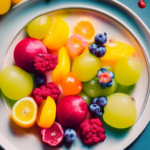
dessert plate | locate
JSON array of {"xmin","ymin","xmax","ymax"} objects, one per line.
[{"xmin": 0, "ymin": 0, "xmax": 150, "ymax": 150}]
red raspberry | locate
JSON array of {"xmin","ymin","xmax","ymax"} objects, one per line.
[
  {"xmin": 80, "ymin": 118, "xmax": 106, "ymax": 145},
  {"xmin": 34, "ymin": 54, "xmax": 58, "ymax": 72},
  {"xmin": 32, "ymin": 82, "xmax": 61, "ymax": 106}
]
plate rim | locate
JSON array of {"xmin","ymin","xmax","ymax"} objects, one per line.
[{"xmin": 0, "ymin": 0, "xmax": 150, "ymax": 150}]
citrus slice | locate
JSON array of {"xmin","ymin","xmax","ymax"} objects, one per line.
[
  {"xmin": 41, "ymin": 122, "xmax": 64, "ymax": 146},
  {"xmin": 12, "ymin": 97, "xmax": 37, "ymax": 128},
  {"xmin": 101, "ymin": 41, "xmax": 135, "ymax": 62},
  {"xmin": 73, "ymin": 17, "xmax": 97, "ymax": 43}
]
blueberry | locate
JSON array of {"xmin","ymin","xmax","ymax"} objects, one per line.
[
  {"xmin": 89, "ymin": 104, "xmax": 101, "ymax": 114},
  {"xmin": 65, "ymin": 129, "xmax": 76, "ymax": 142},
  {"xmin": 106, "ymin": 81, "xmax": 113, "ymax": 87},
  {"xmin": 101, "ymin": 83, "xmax": 107, "ymax": 89},
  {"xmin": 89, "ymin": 43, "xmax": 97, "ymax": 55},
  {"xmin": 94, "ymin": 111, "xmax": 103, "ymax": 118},
  {"xmin": 95, "ymin": 46, "xmax": 106, "ymax": 58},
  {"xmin": 94, "ymin": 33, "xmax": 107, "ymax": 45},
  {"xmin": 93, "ymin": 98, "xmax": 98, "ymax": 104},
  {"xmin": 97, "ymin": 96, "xmax": 107, "ymax": 107},
  {"xmin": 35, "ymin": 73, "xmax": 47, "ymax": 87},
  {"xmin": 100, "ymin": 68, "xmax": 107, "ymax": 73}
]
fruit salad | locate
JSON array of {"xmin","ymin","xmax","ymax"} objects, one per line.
[{"xmin": 0, "ymin": 14, "xmax": 142, "ymax": 147}]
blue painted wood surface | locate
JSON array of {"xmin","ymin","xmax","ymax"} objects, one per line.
[{"xmin": 118, "ymin": 0, "xmax": 150, "ymax": 149}]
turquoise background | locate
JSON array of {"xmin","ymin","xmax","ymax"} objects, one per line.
[{"xmin": 119, "ymin": 1, "xmax": 150, "ymax": 150}]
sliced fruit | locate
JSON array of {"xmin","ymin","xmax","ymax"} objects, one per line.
[
  {"xmin": 12, "ymin": 97, "xmax": 37, "ymax": 128},
  {"xmin": 36, "ymin": 96, "xmax": 56, "ymax": 128},
  {"xmin": 43, "ymin": 16, "xmax": 70, "ymax": 50},
  {"xmin": 52, "ymin": 47, "xmax": 70, "ymax": 85},
  {"xmin": 101, "ymin": 41, "xmax": 135, "ymax": 62},
  {"xmin": 73, "ymin": 17, "xmax": 97, "ymax": 43},
  {"xmin": 41, "ymin": 122, "xmax": 64, "ymax": 146},
  {"xmin": 65, "ymin": 34, "xmax": 88, "ymax": 58}
]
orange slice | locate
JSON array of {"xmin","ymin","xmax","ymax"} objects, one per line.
[
  {"xmin": 73, "ymin": 17, "xmax": 97, "ymax": 43},
  {"xmin": 12, "ymin": 97, "xmax": 37, "ymax": 128}
]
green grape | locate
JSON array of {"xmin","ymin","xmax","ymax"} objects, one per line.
[
  {"xmin": 72, "ymin": 51, "xmax": 101, "ymax": 82},
  {"xmin": 83, "ymin": 76, "xmax": 117, "ymax": 98},
  {"xmin": 0, "ymin": 66, "xmax": 33, "ymax": 100},
  {"xmin": 78, "ymin": 91, "xmax": 92, "ymax": 106},
  {"xmin": 114, "ymin": 56, "xmax": 142, "ymax": 86},
  {"xmin": 103, "ymin": 93, "xmax": 137, "ymax": 129},
  {"xmin": 27, "ymin": 16, "xmax": 52, "ymax": 40},
  {"xmin": 102, "ymin": 65, "xmax": 113, "ymax": 72}
]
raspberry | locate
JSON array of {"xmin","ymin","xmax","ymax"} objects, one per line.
[
  {"xmin": 32, "ymin": 82, "xmax": 61, "ymax": 106},
  {"xmin": 80, "ymin": 118, "xmax": 106, "ymax": 145},
  {"xmin": 34, "ymin": 54, "xmax": 58, "ymax": 72}
]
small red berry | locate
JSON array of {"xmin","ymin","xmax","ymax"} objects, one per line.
[
  {"xmin": 138, "ymin": 0, "xmax": 146, "ymax": 9},
  {"xmin": 32, "ymin": 82, "xmax": 61, "ymax": 106},
  {"xmin": 80, "ymin": 118, "xmax": 106, "ymax": 145},
  {"xmin": 34, "ymin": 54, "xmax": 58, "ymax": 72}
]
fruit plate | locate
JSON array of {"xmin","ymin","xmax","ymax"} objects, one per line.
[{"xmin": 0, "ymin": 0, "xmax": 150, "ymax": 150}]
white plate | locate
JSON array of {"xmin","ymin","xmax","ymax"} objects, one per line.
[{"xmin": 0, "ymin": 0, "xmax": 150, "ymax": 150}]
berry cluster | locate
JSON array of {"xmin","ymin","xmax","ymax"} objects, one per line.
[
  {"xmin": 80, "ymin": 118, "xmax": 106, "ymax": 145},
  {"xmin": 34, "ymin": 54, "xmax": 58, "ymax": 72},
  {"xmin": 32, "ymin": 82, "xmax": 61, "ymax": 106},
  {"xmin": 97, "ymin": 68, "xmax": 114, "ymax": 89},
  {"xmin": 89, "ymin": 96, "xmax": 107, "ymax": 118},
  {"xmin": 89, "ymin": 33, "xmax": 107, "ymax": 58}
]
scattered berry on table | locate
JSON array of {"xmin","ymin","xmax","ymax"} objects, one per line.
[
  {"xmin": 97, "ymin": 68, "xmax": 114, "ymax": 89},
  {"xmin": 80, "ymin": 118, "xmax": 106, "ymax": 145},
  {"xmin": 65, "ymin": 129, "xmax": 76, "ymax": 142},
  {"xmin": 89, "ymin": 104, "xmax": 103, "ymax": 118},
  {"xmin": 34, "ymin": 54, "xmax": 58, "ymax": 72},
  {"xmin": 93, "ymin": 96, "xmax": 107, "ymax": 107},
  {"xmin": 138, "ymin": 0, "xmax": 146, "ymax": 9},
  {"xmin": 94, "ymin": 33, "xmax": 107, "ymax": 45},
  {"xmin": 32, "ymin": 82, "xmax": 61, "ymax": 106},
  {"xmin": 35, "ymin": 73, "xmax": 47, "ymax": 87}
]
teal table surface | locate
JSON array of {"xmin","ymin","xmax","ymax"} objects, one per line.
[{"xmin": 119, "ymin": 1, "xmax": 150, "ymax": 150}]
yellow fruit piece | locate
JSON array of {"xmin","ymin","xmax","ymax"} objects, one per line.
[
  {"xmin": 101, "ymin": 41, "xmax": 135, "ymax": 62},
  {"xmin": 36, "ymin": 96, "xmax": 56, "ymax": 128},
  {"xmin": 52, "ymin": 47, "xmax": 70, "ymax": 85},
  {"xmin": 43, "ymin": 16, "xmax": 70, "ymax": 50},
  {"xmin": 12, "ymin": 97, "xmax": 37, "ymax": 128},
  {"xmin": 73, "ymin": 17, "xmax": 97, "ymax": 43},
  {"xmin": 0, "ymin": 0, "xmax": 11, "ymax": 15},
  {"xmin": 11, "ymin": 0, "xmax": 23, "ymax": 5}
]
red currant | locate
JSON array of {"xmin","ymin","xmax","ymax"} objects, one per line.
[{"xmin": 138, "ymin": 0, "xmax": 146, "ymax": 9}]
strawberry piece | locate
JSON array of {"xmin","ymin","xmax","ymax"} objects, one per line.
[{"xmin": 80, "ymin": 118, "xmax": 106, "ymax": 145}]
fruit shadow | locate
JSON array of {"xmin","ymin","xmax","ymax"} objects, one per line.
[
  {"xmin": 115, "ymin": 84, "xmax": 135, "ymax": 95},
  {"xmin": 101, "ymin": 117, "xmax": 130, "ymax": 140}
]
